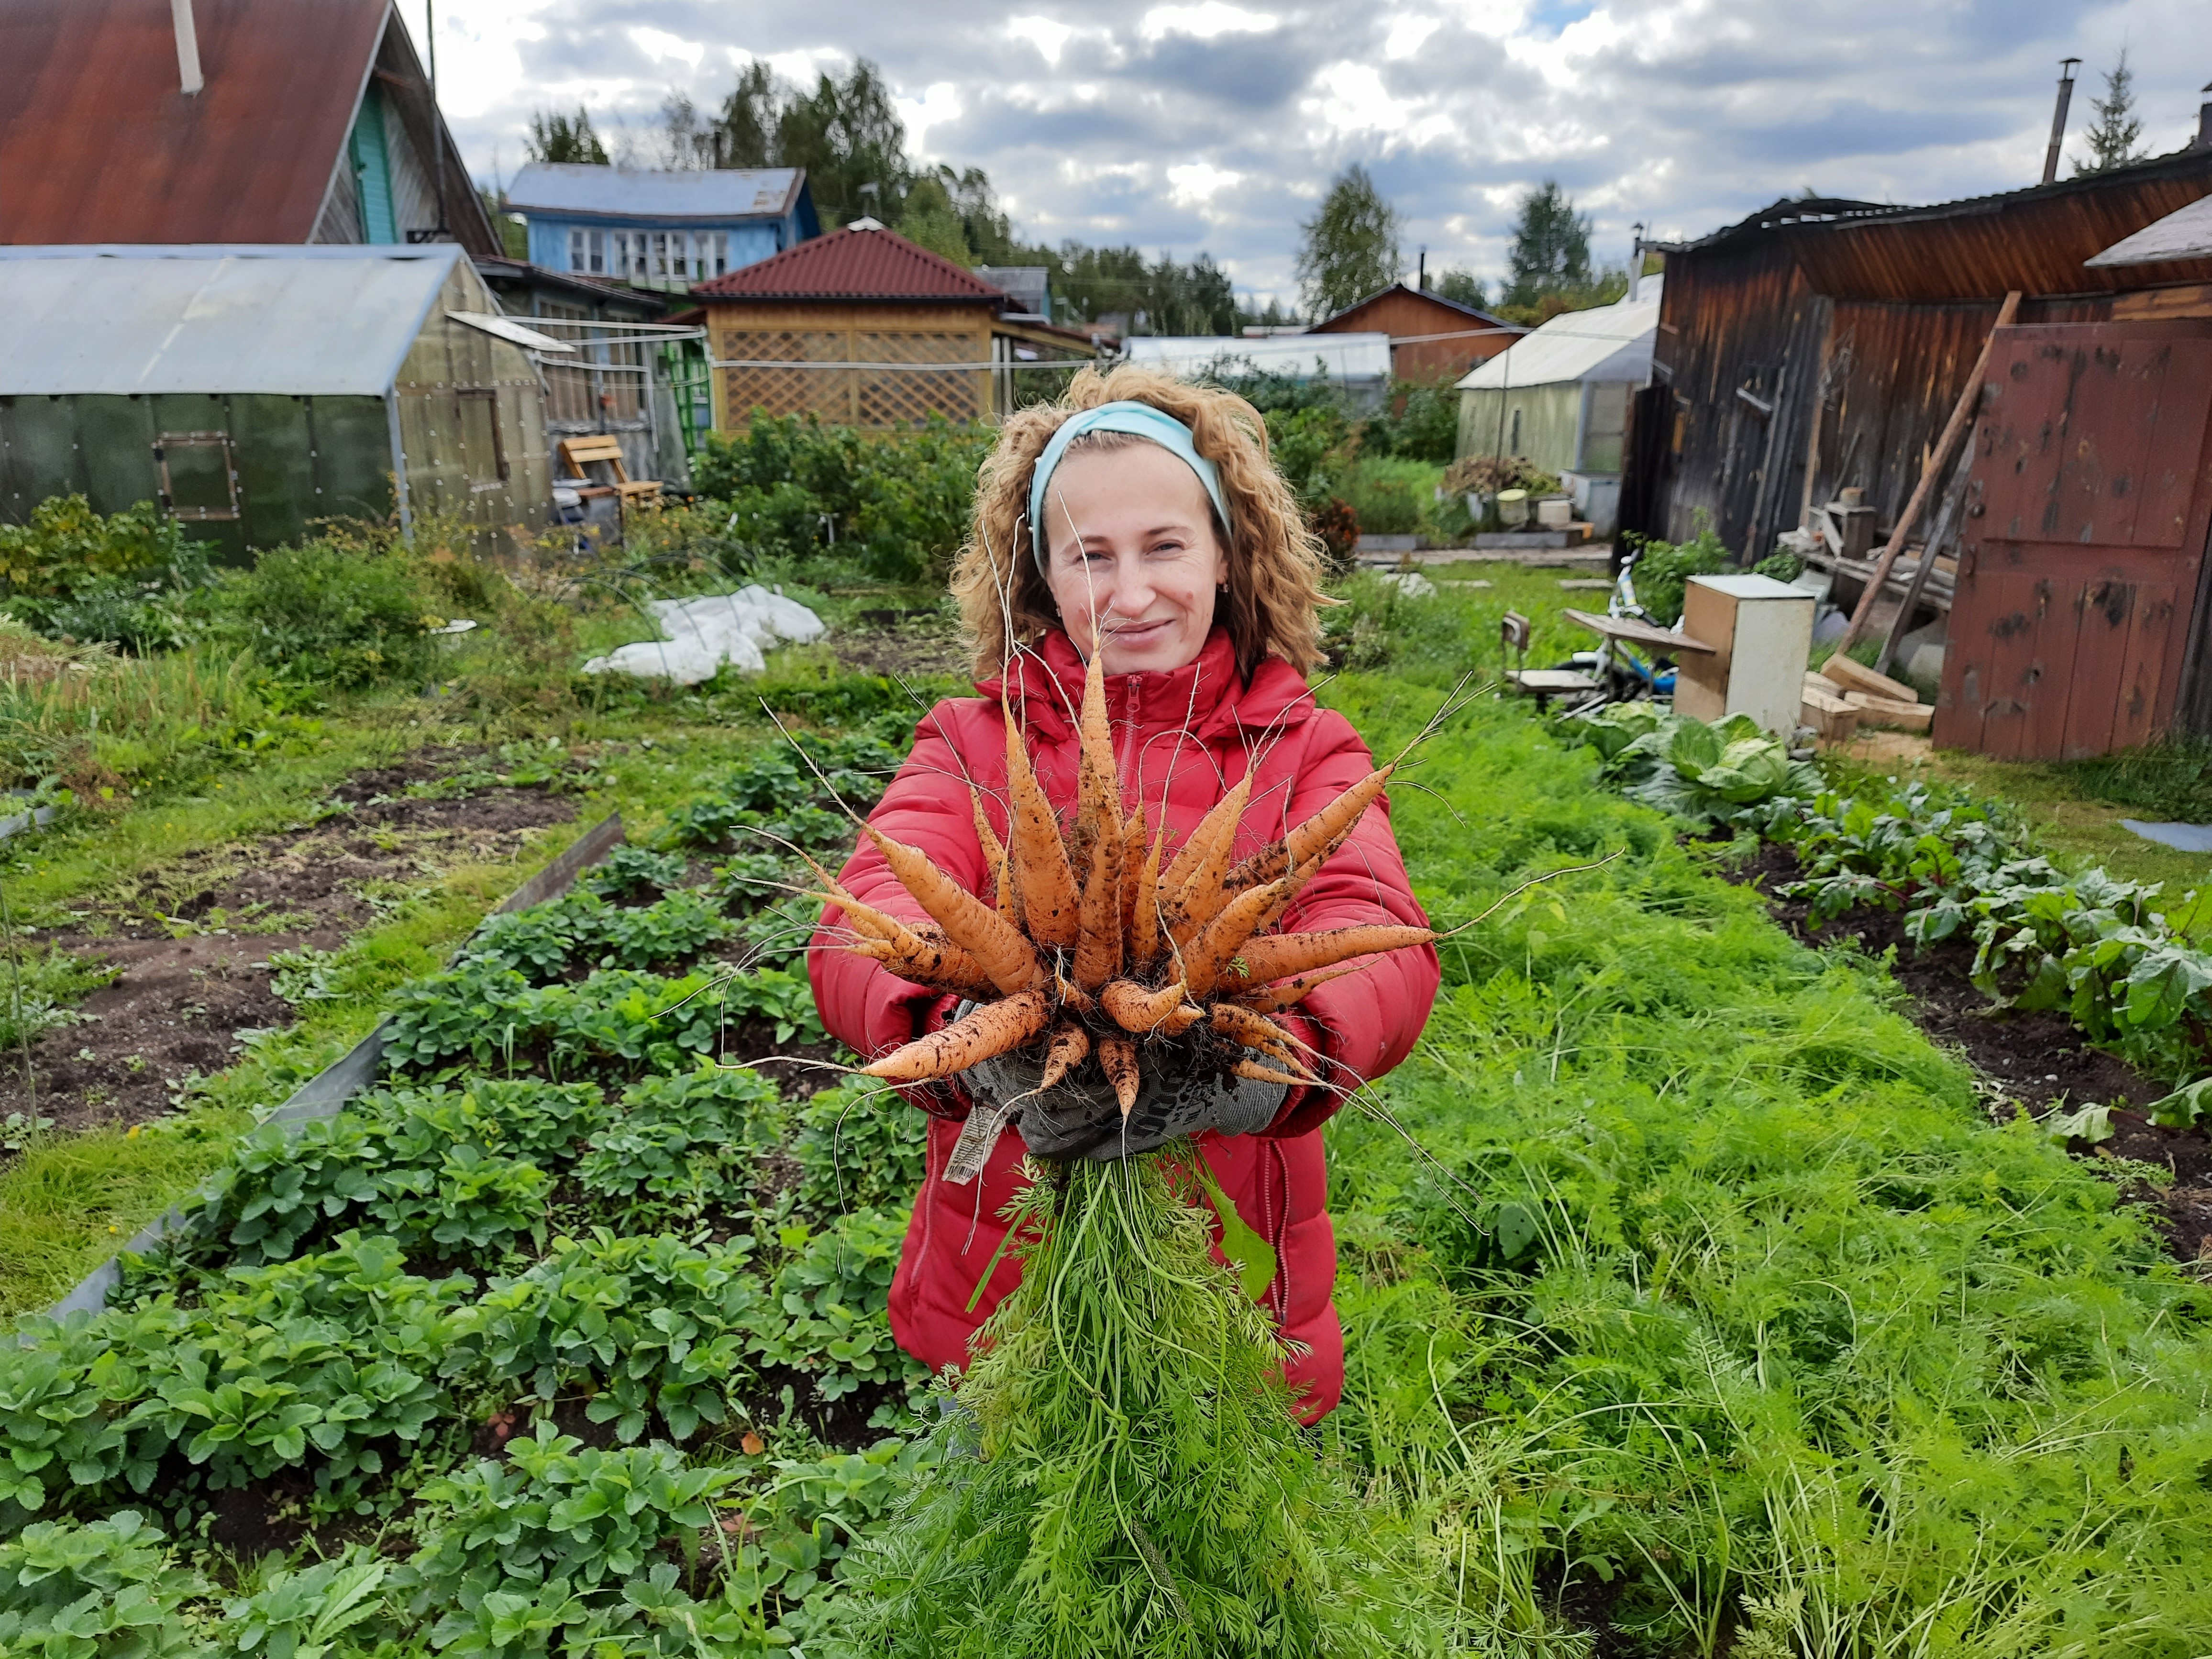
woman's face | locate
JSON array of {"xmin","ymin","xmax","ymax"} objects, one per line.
[{"xmin": 1040, "ymin": 442, "xmax": 1229, "ymax": 675}]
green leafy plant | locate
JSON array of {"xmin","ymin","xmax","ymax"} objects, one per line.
[
  {"xmin": 0, "ymin": 1510, "xmax": 206, "ymax": 1659},
  {"xmin": 453, "ymin": 1231, "xmax": 768, "ymax": 1443}
]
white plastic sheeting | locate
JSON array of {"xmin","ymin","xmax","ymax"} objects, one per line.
[{"xmin": 582, "ymin": 587, "xmax": 826, "ymax": 684}]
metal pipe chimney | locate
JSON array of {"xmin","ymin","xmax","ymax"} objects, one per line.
[
  {"xmin": 2197, "ymin": 80, "xmax": 2212, "ymax": 151},
  {"xmin": 2042, "ymin": 57, "xmax": 2080, "ymax": 184},
  {"xmin": 172, "ymin": 0, "xmax": 203, "ymax": 95}
]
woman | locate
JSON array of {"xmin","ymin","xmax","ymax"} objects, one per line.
[{"xmin": 808, "ymin": 365, "xmax": 1438, "ymax": 1420}]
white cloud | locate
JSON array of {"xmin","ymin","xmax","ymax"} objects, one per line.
[
  {"xmin": 899, "ymin": 82, "xmax": 966, "ymax": 156},
  {"xmin": 628, "ymin": 24, "xmax": 703, "ymax": 70},
  {"xmin": 1303, "ymin": 62, "xmax": 1412, "ymax": 134},
  {"xmin": 1382, "ymin": 15, "xmax": 1440, "ymax": 58},
  {"xmin": 426, "ymin": 0, "xmax": 2200, "ymax": 300},
  {"xmin": 1139, "ymin": 2, "xmax": 1278, "ymax": 42},
  {"xmin": 1168, "ymin": 160, "xmax": 1246, "ymax": 204},
  {"xmin": 1007, "ymin": 14, "xmax": 1075, "ymax": 65}
]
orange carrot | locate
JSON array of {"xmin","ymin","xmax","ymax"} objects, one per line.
[
  {"xmin": 860, "ymin": 990, "xmax": 1053, "ymax": 1081},
  {"xmin": 1097, "ymin": 1032, "xmax": 1139, "ymax": 1115},
  {"xmin": 971, "ymin": 787, "xmax": 1018, "ymax": 927},
  {"xmin": 864, "ymin": 825, "xmax": 1043, "ymax": 995},
  {"xmin": 1127, "ymin": 818, "xmax": 1167, "ymax": 974},
  {"xmin": 1116, "ymin": 807, "xmax": 1147, "ymax": 946},
  {"xmin": 1071, "ymin": 654, "xmax": 1125, "ymax": 991},
  {"xmin": 1003, "ymin": 713, "xmax": 1078, "ymax": 949},
  {"xmin": 847, "ymin": 937, "xmax": 997, "ymax": 1000},
  {"xmin": 1100, "ymin": 976, "xmax": 1189, "ymax": 1034},
  {"xmin": 1161, "ymin": 769, "xmax": 1251, "ymax": 895},
  {"xmin": 1072, "ymin": 809, "xmax": 1124, "ymax": 991},
  {"xmin": 1230, "ymin": 963, "xmax": 1366, "ymax": 1014},
  {"xmin": 1207, "ymin": 1001, "xmax": 1303, "ymax": 1053},
  {"xmin": 1219, "ymin": 923, "xmax": 1437, "ymax": 988},
  {"xmin": 1231, "ymin": 1057, "xmax": 1312, "ymax": 1089},
  {"xmin": 1070, "ymin": 643, "xmax": 1118, "ymax": 869},
  {"xmin": 1225, "ymin": 765, "xmax": 1393, "ymax": 892},
  {"xmin": 1040, "ymin": 1020, "xmax": 1091, "ymax": 1090},
  {"xmin": 1180, "ymin": 871, "xmax": 1303, "ymax": 999}
]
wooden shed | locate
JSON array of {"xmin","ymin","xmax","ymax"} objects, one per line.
[
  {"xmin": 692, "ymin": 223, "xmax": 1094, "ymax": 431},
  {"xmin": 0, "ymin": 244, "xmax": 552, "ymax": 555},
  {"xmin": 1307, "ymin": 281, "xmax": 1517, "ymax": 383}
]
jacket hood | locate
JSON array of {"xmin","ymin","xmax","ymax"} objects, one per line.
[{"xmin": 976, "ymin": 627, "xmax": 1317, "ymax": 743}]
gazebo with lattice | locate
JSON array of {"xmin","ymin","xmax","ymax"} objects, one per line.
[{"xmin": 691, "ymin": 222, "xmax": 1099, "ymax": 431}]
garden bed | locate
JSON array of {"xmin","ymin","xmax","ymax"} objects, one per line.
[
  {"xmin": 1729, "ymin": 837, "xmax": 2212, "ymax": 1260},
  {"xmin": 0, "ymin": 748, "xmax": 596, "ymax": 1136}
]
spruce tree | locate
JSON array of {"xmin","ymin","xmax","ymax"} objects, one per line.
[{"xmin": 2073, "ymin": 50, "xmax": 2146, "ymax": 175}]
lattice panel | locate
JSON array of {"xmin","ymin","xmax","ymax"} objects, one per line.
[
  {"xmin": 722, "ymin": 330, "xmax": 849, "ymax": 423},
  {"xmin": 856, "ymin": 332, "xmax": 979, "ymax": 427}
]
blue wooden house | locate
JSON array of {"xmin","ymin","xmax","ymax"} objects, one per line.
[{"xmin": 505, "ymin": 165, "xmax": 819, "ymax": 293}]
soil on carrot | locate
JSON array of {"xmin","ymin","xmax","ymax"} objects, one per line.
[
  {"xmin": 1727, "ymin": 839, "xmax": 2212, "ymax": 1262},
  {"xmin": 0, "ymin": 750, "xmax": 580, "ymax": 1135}
]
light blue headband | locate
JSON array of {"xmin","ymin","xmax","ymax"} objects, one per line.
[{"xmin": 1027, "ymin": 401, "xmax": 1231, "ymax": 573}]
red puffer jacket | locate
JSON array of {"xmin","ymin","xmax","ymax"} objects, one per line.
[{"xmin": 807, "ymin": 625, "xmax": 1438, "ymax": 1420}]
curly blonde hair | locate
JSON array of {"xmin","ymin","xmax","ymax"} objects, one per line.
[{"xmin": 950, "ymin": 365, "xmax": 1331, "ymax": 682}]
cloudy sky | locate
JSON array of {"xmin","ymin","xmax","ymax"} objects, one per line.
[{"xmin": 420, "ymin": 0, "xmax": 2209, "ymax": 307}]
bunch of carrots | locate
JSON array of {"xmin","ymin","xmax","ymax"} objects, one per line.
[{"xmin": 811, "ymin": 643, "xmax": 1437, "ymax": 1118}]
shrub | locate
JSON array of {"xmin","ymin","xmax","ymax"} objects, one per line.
[
  {"xmin": 202, "ymin": 541, "xmax": 440, "ymax": 689},
  {"xmin": 1338, "ymin": 457, "xmax": 1431, "ymax": 537},
  {"xmin": 1622, "ymin": 524, "xmax": 1730, "ymax": 627},
  {"xmin": 1358, "ymin": 377, "xmax": 1460, "ymax": 464},
  {"xmin": 0, "ymin": 498, "xmax": 211, "ymax": 604}
]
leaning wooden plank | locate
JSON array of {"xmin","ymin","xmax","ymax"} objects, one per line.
[
  {"xmin": 1823, "ymin": 653, "xmax": 1921, "ymax": 705},
  {"xmin": 1842, "ymin": 692, "xmax": 1933, "ymax": 732},
  {"xmin": 1803, "ymin": 670, "xmax": 1846, "ymax": 699}
]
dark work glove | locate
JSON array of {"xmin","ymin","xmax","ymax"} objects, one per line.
[{"xmin": 951, "ymin": 1006, "xmax": 1287, "ymax": 1163}]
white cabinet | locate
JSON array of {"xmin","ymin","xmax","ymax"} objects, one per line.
[{"xmin": 1671, "ymin": 574, "xmax": 1814, "ymax": 737}]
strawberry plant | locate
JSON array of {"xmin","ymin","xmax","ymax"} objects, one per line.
[
  {"xmin": 453, "ymin": 1233, "xmax": 771, "ymax": 1445},
  {"xmin": 0, "ymin": 1510, "xmax": 205, "ymax": 1659},
  {"xmin": 575, "ymin": 1067, "xmax": 785, "ymax": 1226}
]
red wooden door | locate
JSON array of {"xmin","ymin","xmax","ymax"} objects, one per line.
[{"xmin": 1936, "ymin": 320, "xmax": 2212, "ymax": 760}]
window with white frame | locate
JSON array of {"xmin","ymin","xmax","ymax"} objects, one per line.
[{"xmin": 566, "ymin": 229, "xmax": 606, "ymax": 275}]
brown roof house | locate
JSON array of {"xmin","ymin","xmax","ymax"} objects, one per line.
[
  {"xmin": 0, "ymin": 0, "xmax": 497, "ymax": 254},
  {"xmin": 693, "ymin": 222, "xmax": 1098, "ymax": 431},
  {"xmin": 1306, "ymin": 281, "xmax": 1518, "ymax": 382}
]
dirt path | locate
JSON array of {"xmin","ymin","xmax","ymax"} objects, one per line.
[
  {"xmin": 0, "ymin": 749, "xmax": 581, "ymax": 1134},
  {"xmin": 1730, "ymin": 840, "xmax": 2212, "ymax": 1262}
]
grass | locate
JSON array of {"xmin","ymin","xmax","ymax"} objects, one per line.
[
  {"xmin": 12, "ymin": 542, "xmax": 2212, "ymax": 1651},
  {"xmin": 1309, "ymin": 681, "xmax": 2212, "ymax": 1653}
]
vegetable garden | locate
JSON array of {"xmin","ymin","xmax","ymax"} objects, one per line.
[{"xmin": 8, "ymin": 418, "xmax": 2212, "ymax": 1652}]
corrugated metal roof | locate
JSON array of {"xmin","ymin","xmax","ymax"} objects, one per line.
[
  {"xmin": 2086, "ymin": 193, "xmax": 2212, "ymax": 267},
  {"xmin": 507, "ymin": 164, "xmax": 804, "ymax": 221},
  {"xmin": 0, "ymin": 0, "xmax": 491, "ymax": 254},
  {"xmin": 693, "ymin": 225, "xmax": 1004, "ymax": 302},
  {"xmin": 1122, "ymin": 332, "xmax": 1394, "ymax": 381},
  {"xmin": 1663, "ymin": 152, "xmax": 2212, "ymax": 301},
  {"xmin": 0, "ymin": 245, "xmax": 462, "ymax": 395},
  {"xmin": 1456, "ymin": 288, "xmax": 1661, "ymax": 389}
]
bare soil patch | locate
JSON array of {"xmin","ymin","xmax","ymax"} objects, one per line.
[
  {"xmin": 1728, "ymin": 839, "xmax": 2212, "ymax": 1261},
  {"xmin": 828, "ymin": 608, "xmax": 969, "ymax": 681},
  {"xmin": 0, "ymin": 749, "xmax": 580, "ymax": 1134}
]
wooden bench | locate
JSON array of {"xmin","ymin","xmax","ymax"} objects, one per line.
[
  {"xmin": 556, "ymin": 434, "xmax": 662, "ymax": 515},
  {"xmin": 1500, "ymin": 610, "xmax": 1600, "ymax": 708}
]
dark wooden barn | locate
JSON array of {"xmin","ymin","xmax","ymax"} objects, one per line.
[{"xmin": 1639, "ymin": 147, "xmax": 2212, "ymax": 758}]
